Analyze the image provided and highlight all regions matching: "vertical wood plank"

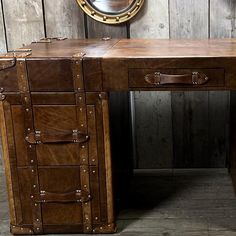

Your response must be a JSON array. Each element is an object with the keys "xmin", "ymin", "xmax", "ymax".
[
  {"xmin": 134, "ymin": 92, "xmax": 173, "ymax": 168},
  {"xmin": 170, "ymin": 0, "xmax": 210, "ymax": 167},
  {"xmin": 169, "ymin": 0, "xmax": 209, "ymax": 39},
  {"xmin": 130, "ymin": 0, "xmax": 172, "ymax": 169},
  {"xmin": 44, "ymin": 0, "xmax": 85, "ymax": 38},
  {"xmin": 87, "ymin": 18, "xmax": 127, "ymax": 38},
  {"xmin": 130, "ymin": 0, "xmax": 169, "ymax": 39},
  {"xmin": 0, "ymin": 0, "xmax": 6, "ymax": 53},
  {"xmin": 2, "ymin": 0, "xmax": 45, "ymax": 50},
  {"xmin": 210, "ymin": 0, "xmax": 235, "ymax": 167},
  {"xmin": 210, "ymin": 0, "xmax": 236, "ymax": 38}
]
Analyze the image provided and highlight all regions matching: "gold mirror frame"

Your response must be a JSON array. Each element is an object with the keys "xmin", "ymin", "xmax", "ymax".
[{"xmin": 76, "ymin": 0, "xmax": 145, "ymax": 25}]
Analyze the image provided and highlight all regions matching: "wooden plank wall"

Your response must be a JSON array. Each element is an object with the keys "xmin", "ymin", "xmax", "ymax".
[{"xmin": 0, "ymin": 0, "xmax": 233, "ymax": 169}]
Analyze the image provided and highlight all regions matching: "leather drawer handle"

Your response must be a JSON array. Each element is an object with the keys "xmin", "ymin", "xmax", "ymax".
[
  {"xmin": 144, "ymin": 72, "xmax": 209, "ymax": 86},
  {"xmin": 25, "ymin": 130, "xmax": 89, "ymax": 144},
  {"xmin": 34, "ymin": 190, "xmax": 92, "ymax": 203}
]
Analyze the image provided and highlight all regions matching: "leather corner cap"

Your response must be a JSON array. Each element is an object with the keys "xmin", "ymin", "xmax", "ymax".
[{"xmin": 0, "ymin": 59, "xmax": 16, "ymax": 71}]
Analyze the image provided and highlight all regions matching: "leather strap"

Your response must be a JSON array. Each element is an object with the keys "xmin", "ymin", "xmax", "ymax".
[
  {"xmin": 35, "ymin": 190, "xmax": 92, "ymax": 203},
  {"xmin": 25, "ymin": 130, "xmax": 89, "ymax": 144},
  {"xmin": 72, "ymin": 53, "xmax": 93, "ymax": 233},
  {"xmin": 145, "ymin": 71, "xmax": 209, "ymax": 86},
  {"xmin": 16, "ymin": 58, "xmax": 43, "ymax": 234}
]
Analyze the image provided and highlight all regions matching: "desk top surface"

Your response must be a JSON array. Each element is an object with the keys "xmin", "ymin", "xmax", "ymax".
[{"xmin": 16, "ymin": 38, "xmax": 236, "ymax": 59}]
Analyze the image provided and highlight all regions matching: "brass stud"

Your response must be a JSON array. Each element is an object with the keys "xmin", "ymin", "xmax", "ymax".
[
  {"xmin": 26, "ymin": 108, "xmax": 29, "ymax": 112},
  {"xmin": 91, "ymin": 11, "xmax": 95, "ymax": 16}
]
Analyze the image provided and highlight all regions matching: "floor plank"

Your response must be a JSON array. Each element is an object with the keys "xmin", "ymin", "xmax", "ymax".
[{"xmin": 1, "ymin": 165, "xmax": 236, "ymax": 235}]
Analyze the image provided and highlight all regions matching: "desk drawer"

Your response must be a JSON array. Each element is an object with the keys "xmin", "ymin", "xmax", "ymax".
[{"xmin": 129, "ymin": 68, "xmax": 225, "ymax": 88}]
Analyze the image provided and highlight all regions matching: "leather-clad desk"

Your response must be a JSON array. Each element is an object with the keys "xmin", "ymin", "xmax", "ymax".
[{"xmin": 0, "ymin": 38, "xmax": 236, "ymax": 234}]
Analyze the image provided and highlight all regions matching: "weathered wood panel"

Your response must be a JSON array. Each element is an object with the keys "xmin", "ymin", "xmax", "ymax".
[
  {"xmin": 44, "ymin": 0, "xmax": 85, "ymax": 38},
  {"xmin": 130, "ymin": 0, "xmax": 169, "ymax": 39},
  {"xmin": 169, "ymin": 0, "xmax": 209, "ymax": 39},
  {"xmin": 130, "ymin": 0, "xmax": 172, "ymax": 169},
  {"xmin": 134, "ymin": 92, "xmax": 173, "ymax": 168},
  {"xmin": 170, "ymin": 0, "xmax": 210, "ymax": 167},
  {"xmin": 87, "ymin": 17, "xmax": 127, "ymax": 38},
  {"xmin": 210, "ymin": 0, "xmax": 235, "ymax": 38},
  {"xmin": 0, "ymin": 1, "xmax": 6, "ymax": 53},
  {"xmin": 2, "ymin": 0, "xmax": 45, "ymax": 50},
  {"xmin": 208, "ymin": 0, "xmax": 233, "ymax": 167}
]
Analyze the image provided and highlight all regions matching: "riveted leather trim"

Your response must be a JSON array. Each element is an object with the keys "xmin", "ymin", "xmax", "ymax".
[
  {"xmin": 72, "ymin": 54, "xmax": 92, "ymax": 233},
  {"xmin": 16, "ymin": 58, "xmax": 43, "ymax": 234},
  {"xmin": 0, "ymin": 88, "xmax": 6, "ymax": 101},
  {"xmin": 72, "ymin": 52, "xmax": 86, "ymax": 91},
  {"xmin": 10, "ymin": 225, "xmax": 34, "ymax": 235},
  {"xmin": 92, "ymin": 223, "xmax": 117, "ymax": 234}
]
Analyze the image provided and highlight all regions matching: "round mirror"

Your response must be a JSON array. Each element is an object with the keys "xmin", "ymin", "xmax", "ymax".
[
  {"xmin": 76, "ymin": 0, "xmax": 144, "ymax": 24},
  {"xmin": 89, "ymin": 0, "xmax": 135, "ymax": 14}
]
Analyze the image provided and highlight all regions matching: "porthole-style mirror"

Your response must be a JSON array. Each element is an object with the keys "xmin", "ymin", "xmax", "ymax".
[{"xmin": 76, "ymin": 0, "xmax": 144, "ymax": 24}]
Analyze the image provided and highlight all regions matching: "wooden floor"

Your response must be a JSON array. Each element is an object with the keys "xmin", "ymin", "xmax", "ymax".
[{"xmin": 0, "ymin": 162, "xmax": 236, "ymax": 235}]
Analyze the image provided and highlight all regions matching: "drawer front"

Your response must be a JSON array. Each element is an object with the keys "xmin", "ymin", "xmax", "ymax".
[{"xmin": 129, "ymin": 68, "xmax": 225, "ymax": 88}]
